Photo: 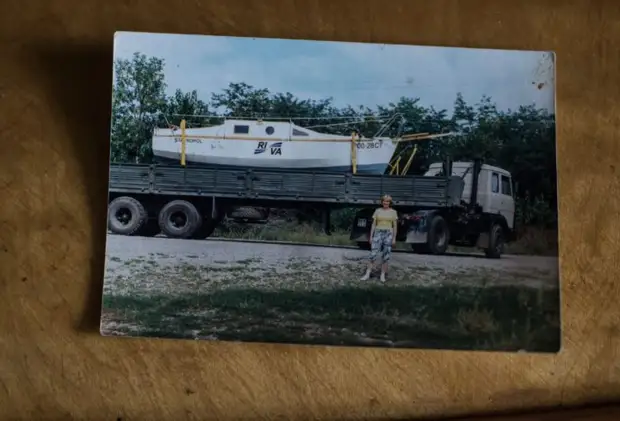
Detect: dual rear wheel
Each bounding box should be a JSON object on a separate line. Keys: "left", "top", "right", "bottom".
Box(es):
{"left": 409, "top": 215, "right": 504, "bottom": 258}
{"left": 107, "top": 196, "right": 219, "bottom": 239}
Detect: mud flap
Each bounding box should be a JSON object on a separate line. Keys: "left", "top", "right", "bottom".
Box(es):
{"left": 322, "top": 208, "right": 332, "bottom": 235}
{"left": 349, "top": 210, "right": 374, "bottom": 241}
{"left": 404, "top": 210, "right": 432, "bottom": 245}
{"left": 405, "top": 229, "right": 428, "bottom": 244}
{"left": 210, "top": 196, "right": 218, "bottom": 219}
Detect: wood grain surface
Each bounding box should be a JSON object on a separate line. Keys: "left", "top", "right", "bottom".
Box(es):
{"left": 1, "top": 0, "right": 619, "bottom": 420}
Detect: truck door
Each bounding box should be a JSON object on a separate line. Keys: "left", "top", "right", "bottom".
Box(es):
{"left": 499, "top": 174, "right": 515, "bottom": 230}
{"left": 488, "top": 172, "right": 502, "bottom": 216}
{"left": 489, "top": 171, "right": 515, "bottom": 229}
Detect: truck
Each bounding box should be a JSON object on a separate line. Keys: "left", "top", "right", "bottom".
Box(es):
{"left": 349, "top": 158, "right": 516, "bottom": 258}
{"left": 106, "top": 156, "right": 517, "bottom": 258}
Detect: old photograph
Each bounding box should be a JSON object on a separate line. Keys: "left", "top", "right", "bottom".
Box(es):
{"left": 101, "top": 31, "right": 560, "bottom": 352}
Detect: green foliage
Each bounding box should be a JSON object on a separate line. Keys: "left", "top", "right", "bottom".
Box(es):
{"left": 111, "top": 53, "right": 167, "bottom": 163}
{"left": 110, "top": 54, "right": 557, "bottom": 227}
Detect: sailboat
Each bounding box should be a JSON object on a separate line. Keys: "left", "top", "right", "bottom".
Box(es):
{"left": 151, "top": 114, "right": 454, "bottom": 175}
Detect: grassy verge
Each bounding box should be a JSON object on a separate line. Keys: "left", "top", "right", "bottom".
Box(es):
{"left": 211, "top": 221, "right": 558, "bottom": 256}
{"left": 101, "top": 284, "right": 560, "bottom": 352}
{"left": 101, "top": 255, "right": 560, "bottom": 352}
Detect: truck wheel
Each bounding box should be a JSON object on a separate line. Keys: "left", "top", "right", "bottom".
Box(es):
{"left": 427, "top": 215, "right": 449, "bottom": 255}
{"left": 108, "top": 196, "right": 147, "bottom": 236}
{"left": 485, "top": 223, "right": 504, "bottom": 258}
{"left": 158, "top": 200, "right": 201, "bottom": 239}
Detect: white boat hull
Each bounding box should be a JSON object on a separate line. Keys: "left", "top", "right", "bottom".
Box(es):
{"left": 151, "top": 127, "right": 398, "bottom": 174}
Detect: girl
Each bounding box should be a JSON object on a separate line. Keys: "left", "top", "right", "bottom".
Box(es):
{"left": 360, "top": 194, "right": 398, "bottom": 283}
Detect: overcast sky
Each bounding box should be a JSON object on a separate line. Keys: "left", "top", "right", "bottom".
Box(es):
{"left": 113, "top": 31, "right": 555, "bottom": 114}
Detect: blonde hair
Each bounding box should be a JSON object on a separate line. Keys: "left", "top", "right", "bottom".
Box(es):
{"left": 381, "top": 194, "right": 392, "bottom": 203}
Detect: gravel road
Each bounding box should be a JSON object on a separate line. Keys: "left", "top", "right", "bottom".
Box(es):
{"left": 103, "top": 234, "right": 559, "bottom": 295}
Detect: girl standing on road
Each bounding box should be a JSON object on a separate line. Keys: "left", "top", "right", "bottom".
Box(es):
{"left": 360, "top": 194, "right": 398, "bottom": 283}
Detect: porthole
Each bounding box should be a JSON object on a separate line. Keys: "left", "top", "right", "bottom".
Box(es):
{"left": 265, "top": 126, "right": 275, "bottom": 135}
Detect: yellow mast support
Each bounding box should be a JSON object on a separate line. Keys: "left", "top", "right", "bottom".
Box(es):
{"left": 389, "top": 156, "right": 401, "bottom": 175}
{"left": 180, "top": 119, "right": 187, "bottom": 167}
{"left": 350, "top": 132, "right": 358, "bottom": 174}
{"left": 401, "top": 144, "right": 418, "bottom": 175}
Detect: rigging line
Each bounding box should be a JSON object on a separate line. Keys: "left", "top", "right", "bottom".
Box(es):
{"left": 305, "top": 119, "right": 389, "bottom": 130}
{"left": 166, "top": 113, "right": 395, "bottom": 120}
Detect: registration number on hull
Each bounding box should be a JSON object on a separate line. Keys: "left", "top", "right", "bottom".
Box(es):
{"left": 356, "top": 142, "right": 382, "bottom": 150}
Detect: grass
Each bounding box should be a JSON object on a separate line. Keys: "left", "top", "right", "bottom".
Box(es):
{"left": 210, "top": 221, "right": 558, "bottom": 256}
{"left": 101, "top": 255, "right": 560, "bottom": 352}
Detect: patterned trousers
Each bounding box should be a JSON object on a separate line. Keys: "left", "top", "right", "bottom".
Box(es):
{"left": 368, "top": 229, "right": 393, "bottom": 262}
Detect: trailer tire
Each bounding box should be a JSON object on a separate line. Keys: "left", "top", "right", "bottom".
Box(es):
{"left": 108, "top": 196, "right": 147, "bottom": 236}
{"left": 485, "top": 223, "right": 504, "bottom": 259}
{"left": 427, "top": 215, "right": 449, "bottom": 255}
{"left": 158, "top": 200, "right": 201, "bottom": 239}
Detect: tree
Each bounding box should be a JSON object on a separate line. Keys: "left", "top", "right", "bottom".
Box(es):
{"left": 165, "top": 89, "right": 211, "bottom": 127}
{"left": 210, "top": 82, "right": 272, "bottom": 117}
{"left": 110, "top": 53, "right": 167, "bottom": 163}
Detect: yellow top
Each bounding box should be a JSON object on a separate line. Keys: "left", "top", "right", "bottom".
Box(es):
{"left": 372, "top": 208, "right": 398, "bottom": 231}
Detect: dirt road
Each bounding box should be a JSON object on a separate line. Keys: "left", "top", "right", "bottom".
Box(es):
{"left": 104, "top": 234, "right": 559, "bottom": 297}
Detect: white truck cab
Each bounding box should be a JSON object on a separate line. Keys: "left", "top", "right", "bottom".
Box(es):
{"left": 424, "top": 161, "right": 515, "bottom": 230}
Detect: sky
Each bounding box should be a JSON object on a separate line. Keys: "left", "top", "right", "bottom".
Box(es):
{"left": 113, "top": 31, "right": 555, "bottom": 114}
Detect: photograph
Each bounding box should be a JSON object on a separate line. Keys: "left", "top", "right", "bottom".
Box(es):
{"left": 101, "top": 31, "right": 560, "bottom": 353}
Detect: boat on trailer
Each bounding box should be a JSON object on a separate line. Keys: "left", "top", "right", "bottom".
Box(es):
{"left": 151, "top": 114, "right": 454, "bottom": 175}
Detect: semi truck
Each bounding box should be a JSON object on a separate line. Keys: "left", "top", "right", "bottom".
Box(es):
{"left": 349, "top": 158, "right": 516, "bottom": 258}
{"left": 106, "top": 156, "right": 516, "bottom": 258}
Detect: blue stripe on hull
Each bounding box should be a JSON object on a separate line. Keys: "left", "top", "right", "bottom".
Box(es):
{"left": 151, "top": 156, "right": 389, "bottom": 175}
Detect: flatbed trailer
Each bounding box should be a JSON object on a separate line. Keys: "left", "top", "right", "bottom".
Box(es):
{"left": 108, "top": 163, "right": 465, "bottom": 207}
{"left": 107, "top": 158, "right": 514, "bottom": 258}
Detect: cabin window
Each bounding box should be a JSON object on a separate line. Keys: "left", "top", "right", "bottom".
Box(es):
{"left": 491, "top": 173, "right": 500, "bottom": 193}
{"left": 292, "top": 128, "right": 308, "bottom": 136}
{"left": 234, "top": 125, "right": 250, "bottom": 134}
{"left": 265, "top": 126, "right": 275, "bottom": 135}
{"left": 501, "top": 175, "right": 512, "bottom": 197}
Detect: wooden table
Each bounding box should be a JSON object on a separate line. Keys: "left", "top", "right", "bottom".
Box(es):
{"left": 1, "top": 0, "right": 619, "bottom": 419}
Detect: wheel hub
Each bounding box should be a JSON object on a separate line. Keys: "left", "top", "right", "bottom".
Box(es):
{"left": 115, "top": 208, "right": 132, "bottom": 225}
{"left": 170, "top": 211, "right": 187, "bottom": 228}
